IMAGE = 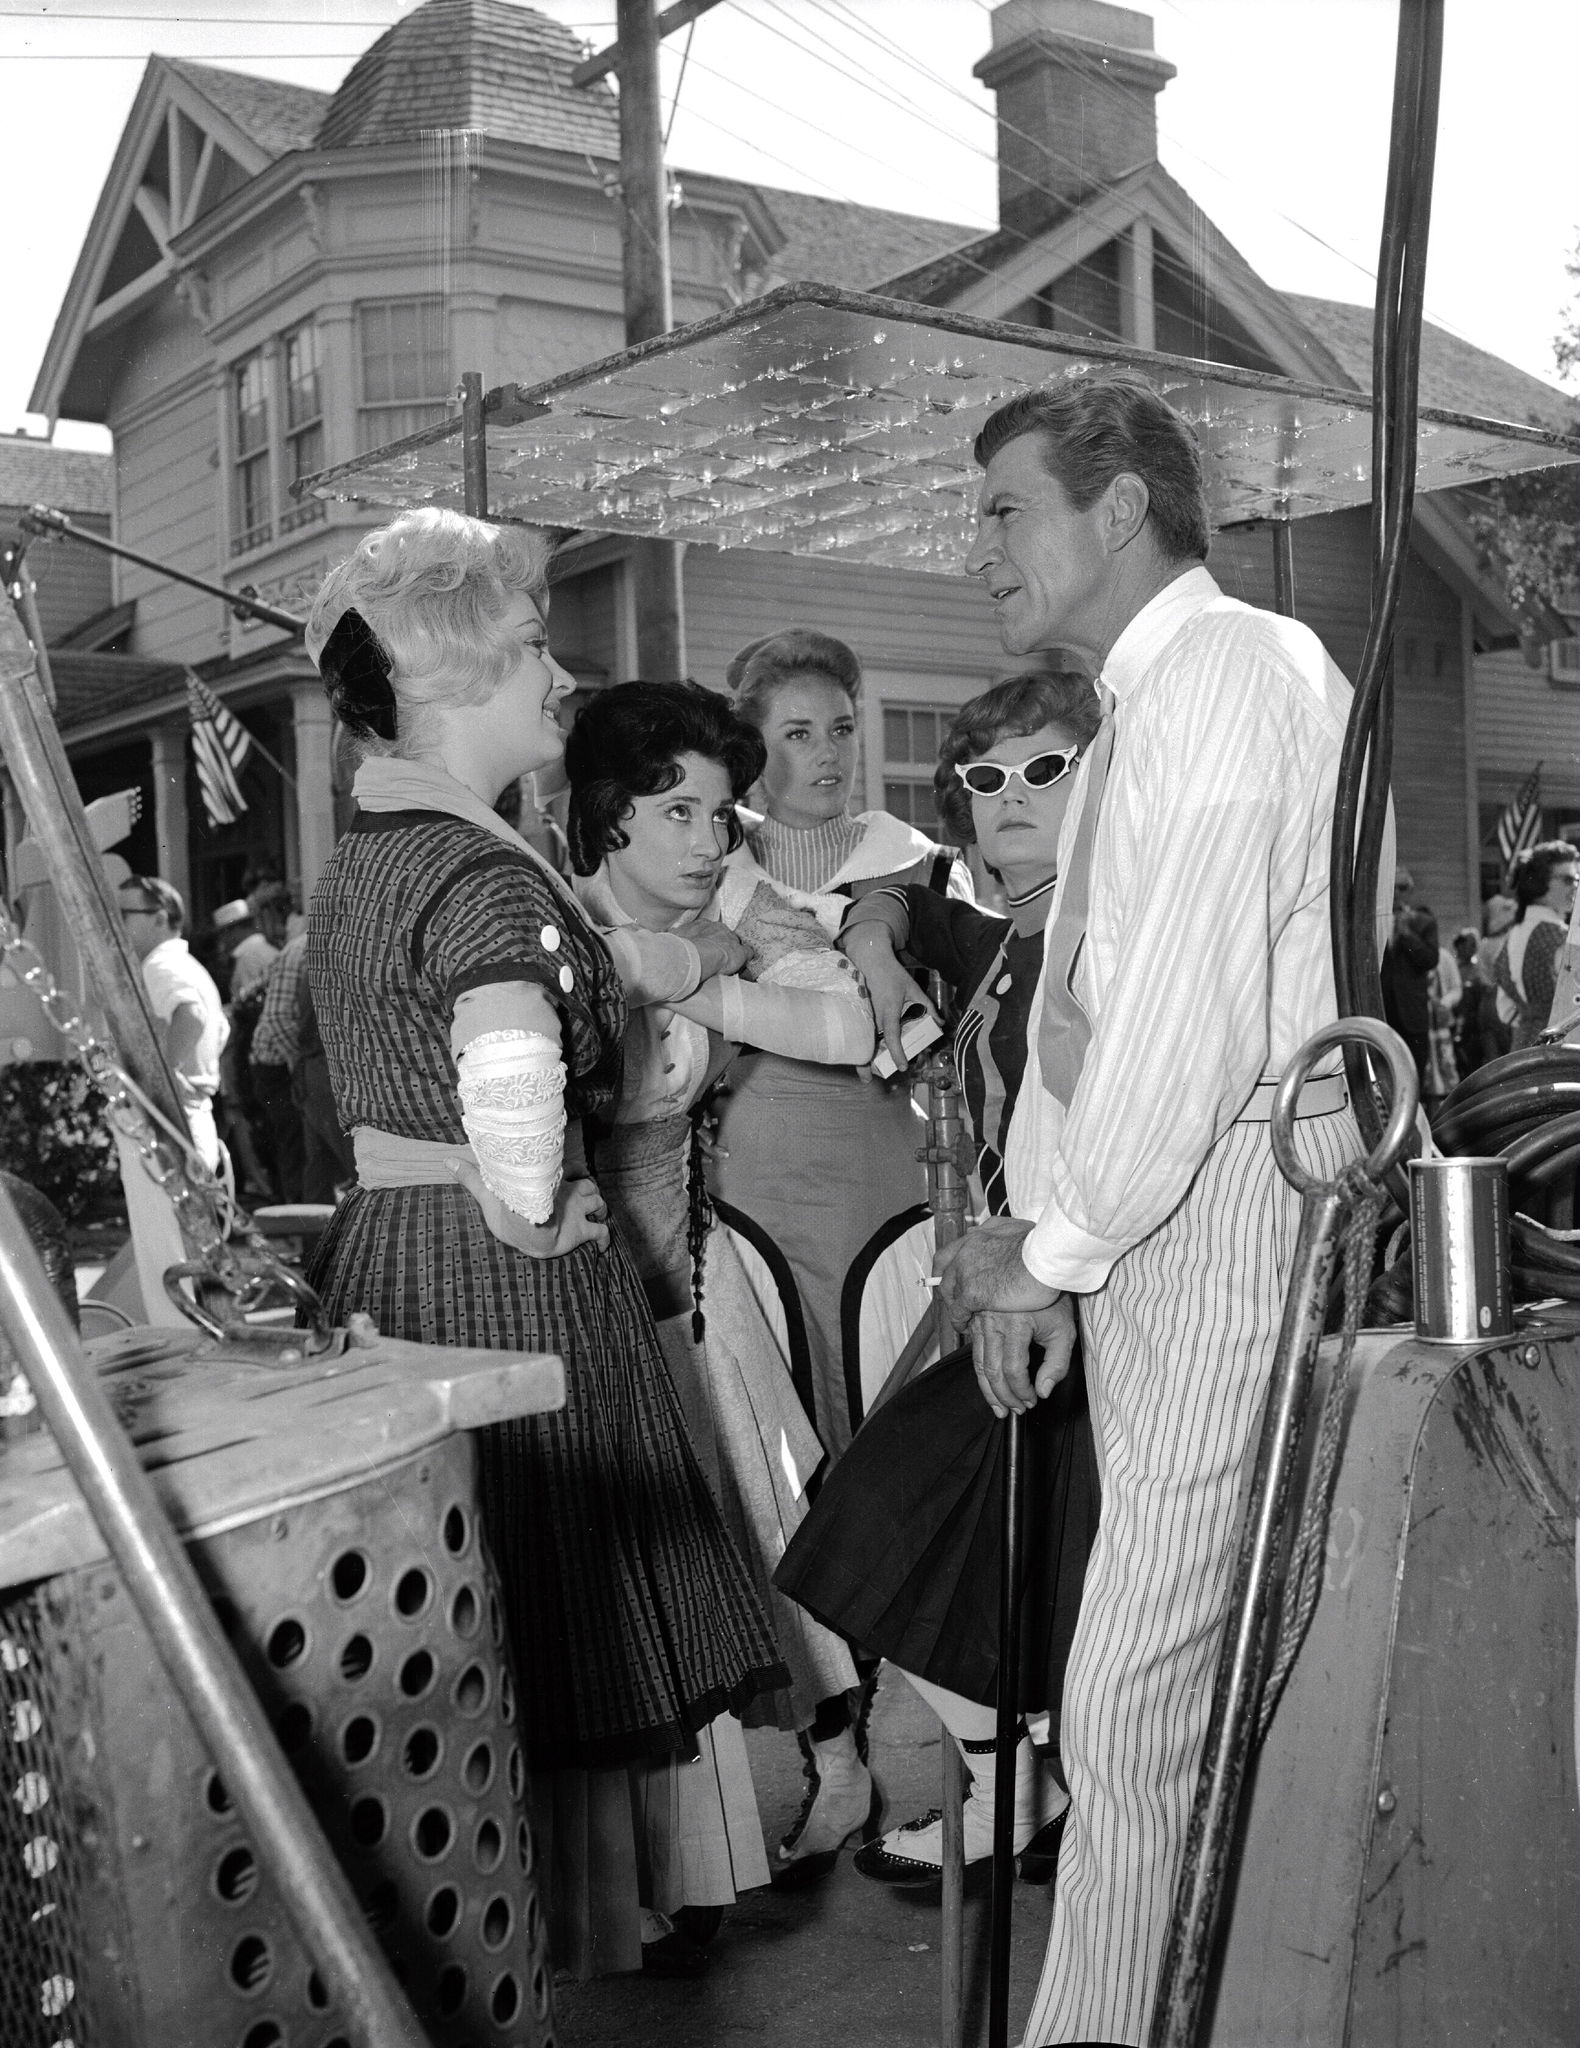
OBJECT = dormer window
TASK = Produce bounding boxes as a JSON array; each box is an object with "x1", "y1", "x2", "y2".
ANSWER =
[{"x1": 231, "y1": 350, "x2": 271, "y2": 555}]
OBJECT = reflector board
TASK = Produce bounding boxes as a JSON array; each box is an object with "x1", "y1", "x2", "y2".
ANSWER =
[{"x1": 297, "y1": 285, "x2": 1579, "y2": 573}]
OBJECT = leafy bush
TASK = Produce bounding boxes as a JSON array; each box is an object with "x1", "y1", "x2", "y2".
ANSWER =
[{"x1": 0, "y1": 1061, "x2": 120, "y2": 1224}]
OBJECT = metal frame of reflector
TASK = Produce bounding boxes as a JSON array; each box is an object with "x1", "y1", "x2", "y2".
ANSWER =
[{"x1": 294, "y1": 283, "x2": 1579, "y2": 573}]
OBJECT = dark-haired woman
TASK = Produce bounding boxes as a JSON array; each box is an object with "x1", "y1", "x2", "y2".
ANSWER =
[
  {"x1": 299, "y1": 509, "x2": 788, "y2": 1982},
  {"x1": 567, "y1": 680, "x2": 887, "y2": 1887},
  {"x1": 713, "y1": 629, "x2": 973, "y2": 1461},
  {"x1": 777, "y1": 669, "x2": 1102, "y2": 1890}
]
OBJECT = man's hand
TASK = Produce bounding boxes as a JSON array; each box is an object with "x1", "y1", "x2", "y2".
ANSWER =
[
  {"x1": 688, "y1": 919, "x2": 752, "y2": 982},
  {"x1": 450, "y1": 1164, "x2": 610, "y2": 1258},
  {"x1": 935, "y1": 1217, "x2": 1057, "y2": 1324},
  {"x1": 934, "y1": 1220, "x2": 1071, "y2": 1416},
  {"x1": 969, "y1": 1299, "x2": 1076, "y2": 1418}
]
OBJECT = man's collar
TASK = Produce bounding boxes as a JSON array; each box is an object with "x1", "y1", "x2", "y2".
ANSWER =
[{"x1": 1102, "y1": 565, "x2": 1221, "y2": 701}]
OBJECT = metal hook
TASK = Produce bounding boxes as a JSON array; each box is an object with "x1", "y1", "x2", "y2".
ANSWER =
[{"x1": 1269, "y1": 1016, "x2": 1419, "y2": 1196}]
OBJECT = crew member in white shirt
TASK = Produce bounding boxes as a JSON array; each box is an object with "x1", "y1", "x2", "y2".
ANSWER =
[
  {"x1": 938, "y1": 376, "x2": 1371, "y2": 2046},
  {"x1": 118, "y1": 875, "x2": 230, "y2": 1172}
]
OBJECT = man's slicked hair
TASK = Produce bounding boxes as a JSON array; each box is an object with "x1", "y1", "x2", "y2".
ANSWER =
[{"x1": 973, "y1": 374, "x2": 1211, "y2": 565}]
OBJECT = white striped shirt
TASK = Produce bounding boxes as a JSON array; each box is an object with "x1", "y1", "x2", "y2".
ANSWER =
[{"x1": 1006, "y1": 566, "x2": 1390, "y2": 1294}]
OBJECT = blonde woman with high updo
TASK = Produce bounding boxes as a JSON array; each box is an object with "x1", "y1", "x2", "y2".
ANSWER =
[{"x1": 302, "y1": 508, "x2": 785, "y2": 1983}]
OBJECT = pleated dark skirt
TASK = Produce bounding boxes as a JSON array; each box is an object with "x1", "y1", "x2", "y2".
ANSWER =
[
  {"x1": 306, "y1": 1182, "x2": 789, "y2": 1771},
  {"x1": 774, "y1": 1344, "x2": 1100, "y2": 1713}
]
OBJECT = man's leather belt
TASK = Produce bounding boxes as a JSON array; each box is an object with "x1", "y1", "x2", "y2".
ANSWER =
[{"x1": 1239, "y1": 1072, "x2": 1349, "y2": 1122}]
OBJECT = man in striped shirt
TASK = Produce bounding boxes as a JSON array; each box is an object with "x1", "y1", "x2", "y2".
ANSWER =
[{"x1": 939, "y1": 376, "x2": 1368, "y2": 2046}]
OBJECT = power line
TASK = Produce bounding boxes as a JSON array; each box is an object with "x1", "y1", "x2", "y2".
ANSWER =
[
  {"x1": 0, "y1": 11, "x2": 389, "y2": 21},
  {"x1": 799, "y1": 0, "x2": 1483, "y2": 349},
  {"x1": 672, "y1": 91, "x2": 1134, "y2": 351},
  {"x1": 0, "y1": 50, "x2": 370, "y2": 59}
]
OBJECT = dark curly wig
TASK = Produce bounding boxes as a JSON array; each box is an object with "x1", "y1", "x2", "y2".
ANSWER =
[
  {"x1": 564, "y1": 680, "x2": 767, "y2": 875},
  {"x1": 933, "y1": 668, "x2": 1102, "y2": 844}
]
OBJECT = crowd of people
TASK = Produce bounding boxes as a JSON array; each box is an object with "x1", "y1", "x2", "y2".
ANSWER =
[
  {"x1": 117, "y1": 870, "x2": 358, "y2": 1206},
  {"x1": 1383, "y1": 840, "x2": 1577, "y2": 1105},
  {"x1": 111, "y1": 374, "x2": 1574, "y2": 2046}
]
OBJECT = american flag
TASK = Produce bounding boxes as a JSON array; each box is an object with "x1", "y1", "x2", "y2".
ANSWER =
[
  {"x1": 1495, "y1": 762, "x2": 1543, "y2": 886},
  {"x1": 187, "y1": 674, "x2": 252, "y2": 827}
]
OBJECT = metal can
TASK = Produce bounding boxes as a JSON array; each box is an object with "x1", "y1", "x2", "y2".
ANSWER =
[{"x1": 1408, "y1": 1156, "x2": 1512, "y2": 1343}]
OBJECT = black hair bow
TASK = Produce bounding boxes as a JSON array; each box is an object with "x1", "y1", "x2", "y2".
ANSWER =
[{"x1": 318, "y1": 607, "x2": 397, "y2": 741}]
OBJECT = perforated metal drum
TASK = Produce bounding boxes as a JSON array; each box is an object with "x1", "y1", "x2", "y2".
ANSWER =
[{"x1": 0, "y1": 1326, "x2": 562, "y2": 2048}]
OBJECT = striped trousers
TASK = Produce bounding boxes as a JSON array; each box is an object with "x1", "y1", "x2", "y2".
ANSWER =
[{"x1": 1024, "y1": 1108, "x2": 1357, "y2": 2046}]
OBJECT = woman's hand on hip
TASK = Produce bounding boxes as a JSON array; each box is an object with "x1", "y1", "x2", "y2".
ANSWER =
[{"x1": 450, "y1": 1161, "x2": 611, "y2": 1258}]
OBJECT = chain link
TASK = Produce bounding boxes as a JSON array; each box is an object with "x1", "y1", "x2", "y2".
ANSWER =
[{"x1": 0, "y1": 902, "x2": 301, "y2": 1313}]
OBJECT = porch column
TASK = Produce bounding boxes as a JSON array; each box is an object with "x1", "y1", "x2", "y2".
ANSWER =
[
  {"x1": 1460, "y1": 596, "x2": 1482, "y2": 919},
  {"x1": 290, "y1": 679, "x2": 336, "y2": 903},
  {"x1": 149, "y1": 723, "x2": 191, "y2": 906},
  {"x1": 1119, "y1": 219, "x2": 1157, "y2": 352}
]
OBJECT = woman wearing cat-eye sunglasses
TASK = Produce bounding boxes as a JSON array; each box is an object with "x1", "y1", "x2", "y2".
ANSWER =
[{"x1": 777, "y1": 666, "x2": 1103, "y2": 1894}]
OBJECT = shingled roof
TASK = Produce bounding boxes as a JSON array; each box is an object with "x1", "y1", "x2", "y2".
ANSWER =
[
  {"x1": 0, "y1": 438, "x2": 111, "y2": 515},
  {"x1": 50, "y1": 651, "x2": 190, "y2": 733},
  {"x1": 1283, "y1": 294, "x2": 1578, "y2": 436},
  {"x1": 163, "y1": 57, "x2": 328, "y2": 159},
  {"x1": 316, "y1": 0, "x2": 619, "y2": 155},
  {"x1": 751, "y1": 187, "x2": 979, "y2": 294}
]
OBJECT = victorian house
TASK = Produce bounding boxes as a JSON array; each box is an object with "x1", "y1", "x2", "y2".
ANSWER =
[{"x1": 20, "y1": 0, "x2": 1577, "y2": 933}]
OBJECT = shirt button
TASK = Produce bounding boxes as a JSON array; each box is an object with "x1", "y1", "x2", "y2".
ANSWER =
[
  {"x1": 541, "y1": 924, "x2": 561, "y2": 952},
  {"x1": 558, "y1": 964, "x2": 574, "y2": 992},
  {"x1": 995, "y1": 973, "x2": 1012, "y2": 995}
]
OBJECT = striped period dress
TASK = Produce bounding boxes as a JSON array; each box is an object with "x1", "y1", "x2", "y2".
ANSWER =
[{"x1": 305, "y1": 808, "x2": 787, "y2": 1772}]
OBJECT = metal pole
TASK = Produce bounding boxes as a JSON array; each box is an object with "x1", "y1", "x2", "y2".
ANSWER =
[
  {"x1": 0, "y1": 1180, "x2": 430, "y2": 2048},
  {"x1": 21, "y1": 505, "x2": 306, "y2": 634},
  {"x1": 0, "y1": 596, "x2": 191, "y2": 1143},
  {"x1": 615, "y1": 0, "x2": 687, "y2": 677},
  {"x1": 461, "y1": 370, "x2": 490, "y2": 518},
  {"x1": 919, "y1": 983, "x2": 970, "y2": 2048},
  {"x1": 988, "y1": 1405, "x2": 1024, "y2": 2048},
  {"x1": 1270, "y1": 522, "x2": 1297, "y2": 619},
  {"x1": 2, "y1": 546, "x2": 57, "y2": 709}
]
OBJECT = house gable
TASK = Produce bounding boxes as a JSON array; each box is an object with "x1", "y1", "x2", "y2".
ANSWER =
[
  {"x1": 30, "y1": 59, "x2": 327, "y2": 424},
  {"x1": 882, "y1": 162, "x2": 1351, "y2": 384}
]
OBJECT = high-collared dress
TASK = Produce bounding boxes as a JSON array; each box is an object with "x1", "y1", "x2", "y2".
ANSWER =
[{"x1": 711, "y1": 807, "x2": 972, "y2": 1457}]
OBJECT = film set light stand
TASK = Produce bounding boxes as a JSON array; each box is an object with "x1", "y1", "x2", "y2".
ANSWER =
[{"x1": 297, "y1": 226, "x2": 1580, "y2": 2044}]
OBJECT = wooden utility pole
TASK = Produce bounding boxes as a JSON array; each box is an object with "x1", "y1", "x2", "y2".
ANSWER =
[{"x1": 615, "y1": 0, "x2": 686, "y2": 678}]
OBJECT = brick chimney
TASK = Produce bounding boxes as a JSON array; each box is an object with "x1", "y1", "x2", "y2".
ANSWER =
[{"x1": 975, "y1": 0, "x2": 1176, "y2": 236}]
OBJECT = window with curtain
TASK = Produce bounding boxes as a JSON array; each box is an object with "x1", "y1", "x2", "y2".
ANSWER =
[
  {"x1": 231, "y1": 350, "x2": 271, "y2": 555},
  {"x1": 357, "y1": 298, "x2": 450, "y2": 451},
  {"x1": 280, "y1": 320, "x2": 325, "y2": 532},
  {"x1": 881, "y1": 701, "x2": 954, "y2": 826}
]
